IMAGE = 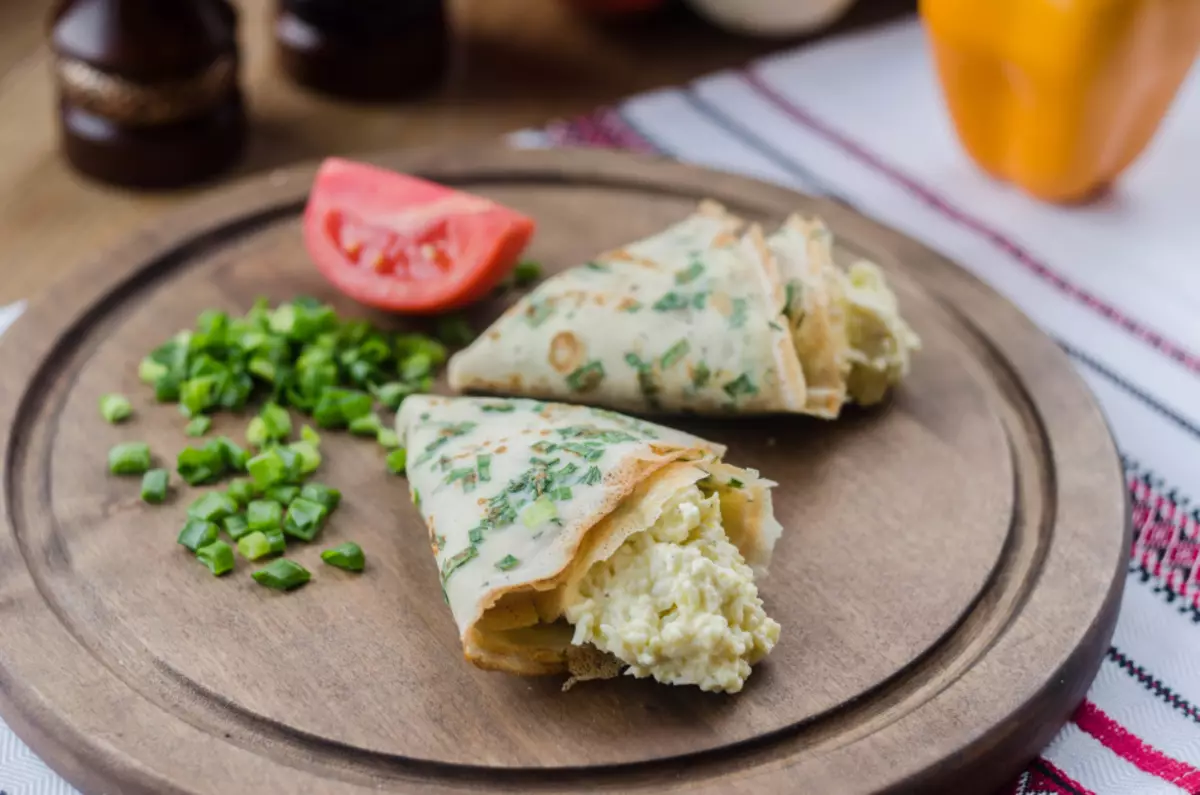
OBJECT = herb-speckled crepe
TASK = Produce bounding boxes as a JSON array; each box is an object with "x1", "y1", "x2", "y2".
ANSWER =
[
  {"x1": 448, "y1": 202, "x2": 919, "y2": 418},
  {"x1": 396, "y1": 395, "x2": 782, "y2": 676}
]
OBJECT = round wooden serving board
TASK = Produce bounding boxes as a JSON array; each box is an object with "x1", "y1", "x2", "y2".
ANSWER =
[{"x1": 0, "y1": 148, "x2": 1127, "y2": 795}]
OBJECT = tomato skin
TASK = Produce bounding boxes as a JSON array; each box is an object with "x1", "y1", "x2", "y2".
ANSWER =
[{"x1": 304, "y1": 158, "x2": 535, "y2": 314}]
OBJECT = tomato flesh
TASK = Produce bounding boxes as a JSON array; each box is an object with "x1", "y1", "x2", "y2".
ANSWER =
[{"x1": 304, "y1": 158, "x2": 535, "y2": 314}]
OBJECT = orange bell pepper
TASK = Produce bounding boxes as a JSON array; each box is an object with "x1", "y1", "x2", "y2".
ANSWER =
[{"x1": 920, "y1": 0, "x2": 1200, "y2": 203}]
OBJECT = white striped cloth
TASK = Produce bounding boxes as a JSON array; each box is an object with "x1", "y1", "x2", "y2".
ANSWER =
[{"x1": 4, "y1": 17, "x2": 1200, "y2": 795}]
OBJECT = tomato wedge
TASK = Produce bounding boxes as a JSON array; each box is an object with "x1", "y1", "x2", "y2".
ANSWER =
[{"x1": 304, "y1": 158, "x2": 535, "y2": 314}]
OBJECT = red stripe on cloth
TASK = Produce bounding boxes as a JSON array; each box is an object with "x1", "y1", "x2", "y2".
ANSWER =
[
  {"x1": 738, "y1": 69, "x2": 1200, "y2": 378},
  {"x1": 1074, "y1": 699, "x2": 1200, "y2": 791}
]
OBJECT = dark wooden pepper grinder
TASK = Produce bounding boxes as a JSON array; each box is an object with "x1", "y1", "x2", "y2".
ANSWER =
[
  {"x1": 49, "y1": 0, "x2": 246, "y2": 190},
  {"x1": 276, "y1": 0, "x2": 450, "y2": 102}
]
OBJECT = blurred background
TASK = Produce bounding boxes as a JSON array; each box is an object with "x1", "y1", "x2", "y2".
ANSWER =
[{"x1": 1, "y1": 0, "x2": 915, "y2": 303}]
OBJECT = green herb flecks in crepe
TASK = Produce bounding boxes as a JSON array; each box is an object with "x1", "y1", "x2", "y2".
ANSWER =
[
  {"x1": 396, "y1": 395, "x2": 783, "y2": 694},
  {"x1": 448, "y1": 201, "x2": 918, "y2": 418}
]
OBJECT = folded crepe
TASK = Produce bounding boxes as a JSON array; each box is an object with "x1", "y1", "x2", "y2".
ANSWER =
[
  {"x1": 448, "y1": 201, "x2": 920, "y2": 418},
  {"x1": 396, "y1": 395, "x2": 782, "y2": 693}
]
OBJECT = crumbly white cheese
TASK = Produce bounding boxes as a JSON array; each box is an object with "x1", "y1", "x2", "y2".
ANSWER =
[{"x1": 563, "y1": 485, "x2": 780, "y2": 693}]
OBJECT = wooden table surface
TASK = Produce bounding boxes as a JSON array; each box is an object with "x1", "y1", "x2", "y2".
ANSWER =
[{"x1": 0, "y1": 0, "x2": 914, "y2": 306}]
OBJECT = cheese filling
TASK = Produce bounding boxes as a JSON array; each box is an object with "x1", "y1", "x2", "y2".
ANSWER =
[
  {"x1": 562, "y1": 484, "x2": 780, "y2": 693},
  {"x1": 842, "y1": 260, "x2": 921, "y2": 406}
]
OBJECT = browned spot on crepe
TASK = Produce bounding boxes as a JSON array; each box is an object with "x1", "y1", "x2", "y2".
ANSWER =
[
  {"x1": 710, "y1": 292, "x2": 733, "y2": 317},
  {"x1": 548, "y1": 331, "x2": 587, "y2": 374}
]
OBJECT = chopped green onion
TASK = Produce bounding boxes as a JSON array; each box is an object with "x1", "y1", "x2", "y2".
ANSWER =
[
  {"x1": 395, "y1": 334, "x2": 447, "y2": 367},
  {"x1": 264, "y1": 529, "x2": 287, "y2": 554},
  {"x1": 245, "y1": 417, "x2": 269, "y2": 447},
  {"x1": 287, "y1": 441, "x2": 321, "y2": 474},
  {"x1": 321, "y1": 542, "x2": 364, "y2": 572},
  {"x1": 299, "y1": 482, "x2": 341, "y2": 512},
  {"x1": 138, "y1": 357, "x2": 168, "y2": 384},
  {"x1": 300, "y1": 425, "x2": 320, "y2": 445},
  {"x1": 371, "y1": 381, "x2": 420, "y2": 410},
  {"x1": 522, "y1": 495, "x2": 558, "y2": 528},
  {"x1": 728, "y1": 478, "x2": 745, "y2": 488},
  {"x1": 185, "y1": 416, "x2": 212, "y2": 437},
  {"x1": 178, "y1": 519, "x2": 219, "y2": 552},
  {"x1": 237, "y1": 531, "x2": 275, "y2": 561},
  {"x1": 247, "y1": 449, "x2": 287, "y2": 488},
  {"x1": 246, "y1": 500, "x2": 283, "y2": 533},
  {"x1": 386, "y1": 448, "x2": 407, "y2": 475},
  {"x1": 692, "y1": 362, "x2": 711, "y2": 389},
  {"x1": 195, "y1": 540, "x2": 235, "y2": 576},
  {"x1": 400, "y1": 352, "x2": 433, "y2": 382},
  {"x1": 252, "y1": 558, "x2": 311, "y2": 591},
  {"x1": 176, "y1": 444, "x2": 223, "y2": 485},
  {"x1": 99, "y1": 394, "x2": 133, "y2": 424},
  {"x1": 495, "y1": 554, "x2": 520, "y2": 571},
  {"x1": 226, "y1": 478, "x2": 257, "y2": 507},
  {"x1": 377, "y1": 428, "x2": 400, "y2": 449},
  {"x1": 208, "y1": 437, "x2": 248, "y2": 472},
  {"x1": 723, "y1": 373, "x2": 759, "y2": 400},
  {"x1": 565, "y1": 360, "x2": 605, "y2": 392},
  {"x1": 660, "y1": 339, "x2": 690, "y2": 370},
  {"x1": 259, "y1": 402, "x2": 292, "y2": 441},
  {"x1": 513, "y1": 260, "x2": 542, "y2": 286},
  {"x1": 265, "y1": 484, "x2": 300, "y2": 505},
  {"x1": 675, "y1": 261, "x2": 704, "y2": 285},
  {"x1": 140, "y1": 468, "x2": 169, "y2": 503},
  {"x1": 187, "y1": 491, "x2": 238, "y2": 522},
  {"x1": 435, "y1": 315, "x2": 474, "y2": 347},
  {"x1": 312, "y1": 388, "x2": 372, "y2": 429},
  {"x1": 108, "y1": 442, "x2": 151, "y2": 475},
  {"x1": 282, "y1": 497, "x2": 328, "y2": 542},
  {"x1": 348, "y1": 413, "x2": 382, "y2": 437},
  {"x1": 223, "y1": 513, "x2": 251, "y2": 541}
]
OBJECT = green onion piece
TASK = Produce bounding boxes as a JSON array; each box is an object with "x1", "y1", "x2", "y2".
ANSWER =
[
  {"x1": 522, "y1": 495, "x2": 558, "y2": 528},
  {"x1": 195, "y1": 540, "x2": 235, "y2": 576},
  {"x1": 185, "y1": 416, "x2": 212, "y2": 437},
  {"x1": 370, "y1": 381, "x2": 421, "y2": 410},
  {"x1": 187, "y1": 491, "x2": 238, "y2": 522},
  {"x1": 208, "y1": 437, "x2": 248, "y2": 472},
  {"x1": 265, "y1": 484, "x2": 300, "y2": 505},
  {"x1": 252, "y1": 559, "x2": 311, "y2": 591},
  {"x1": 245, "y1": 417, "x2": 269, "y2": 448},
  {"x1": 400, "y1": 352, "x2": 433, "y2": 382},
  {"x1": 287, "y1": 441, "x2": 321, "y2": 475},
  {"x1": 321, "y1": 542, "x2": 365, "y2": 572},
  {"x1": 108, "y1": 442, "x2": 151, "y2": 476},
  {"x1": 312, "y1": 388, "x2": 373, "y2": 429},
  {"x1": 513, "y1": 260, "x2": 542, "y2": 286},
  {"x1": 377, "y1": 428, "x2": 400, "y2": 449},
  {"x1": 237, "y1": 531, "x2": 275, "y2": 561},
  {"x1": 495, "y1": 554, "x2": 520, "y2": 571},
  {"x1": 138, "y1": 357, "x2": 168, "y2": 384},
  {"x1": 179, "y1": 376, "x2": 221, "y2": 417},
  {"x1": 140, "y1": 468, "x2": 169, "y2": 503},
  {"x1": 282, "y1": 497, "x2": 328, "y2": 542},
  {"x1": 176, "y1": 444, "x2": 223, "y2": 485},
  {"x1": 223, "y1": 513, "x2": 251, "y2": 541},
  {"x1": 99, "y1": 393, "x2": 133, "y2": 424},
  {"x1": 299, "y1": 482, "x2": 341, "y2": 512},
  {"x1": 348, "y1": 413, "x2": 382, "y2": 437},
  {"x1": 435, "y1": 315, "x2": 474, "y2": 347},
  {"x1": 386, "y1": 448, "x2": 407, "y2": 475},
  {"x1": 225, "y1": 478, "x2": 257, "y2": 507},
  {"x1": 177, "y1": 519, "x2": 219, "y2": 552},
  {"x1": 246, "y1": 499, "x2": 283, "y2": 532},
  {"x1": 247, "y1": 449, "x2": 286, "y2": 488},
  {"x1": 259, "y1": 402, "x2": 292, "y2": 441},
  {"x1": 300, "y1": 425, "x2": 321, "y2": 445},
  {"x1": 395, "y1": 334, "x2": 447, "y2": 367},
  {"x1": 264, "y1": 529, "x2": 287, "y2": 554}
]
